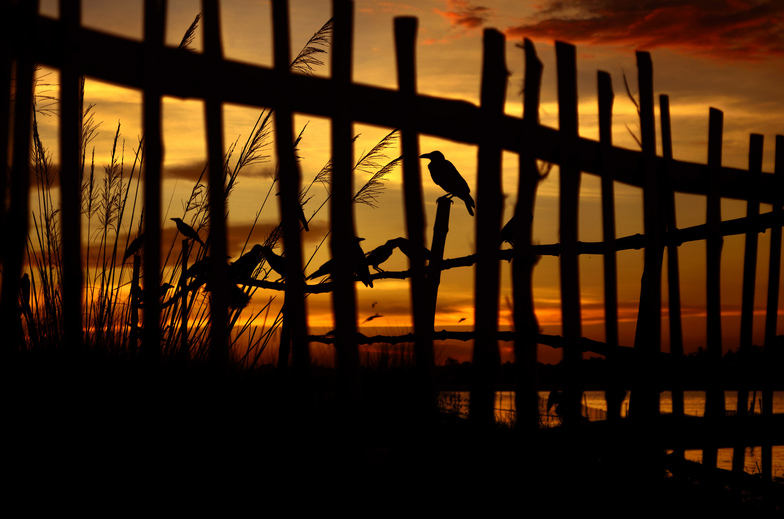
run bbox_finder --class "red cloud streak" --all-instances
[506,0,784,60]
[435,0,491,29]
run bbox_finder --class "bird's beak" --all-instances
[419,153,430,159]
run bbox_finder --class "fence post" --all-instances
[202,0,231,368]
[661,94,685,457]
[272,0,310,386]
[703,107,725,469]
[0,0,36,351]
[469,28,507,428]
[761,135,784,480]
[555,41,582,425]
[59,0,84,351]
[141,0,166,361]
[513,38,543,432]
[733,133,762,473]
[630,51,662,421]
[330,0,361,413]
[394,17,435,418]
[598,71,622,422]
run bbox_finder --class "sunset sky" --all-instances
[32,0,784,363]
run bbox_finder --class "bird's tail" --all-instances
[464,195,475,216]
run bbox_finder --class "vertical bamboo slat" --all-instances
[733,133,762,473]
[513,38,543,432]
[0,1,36,348]
[271,0,309,381]
[469,29,507,427]
[660,94,685,458]
[703,107,725,469]
[141,0,166,359]
[631,51,662,421]
[555,41,582,425]
[761,135,784,480]
[598,71,622,422]
[330,0,360,411]
[59,0,84,350]
[394,17,435,417]
[203,0,230,367]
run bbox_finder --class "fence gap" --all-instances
[469,28,507,427]
[733,133,762,473]
[555,41,582,425]
[394,16,435,417]
[513,38,543,432]
[703,107,725,469]
[598,71,622,422]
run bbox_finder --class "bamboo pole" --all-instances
[141,0,165,361]
[330,0,360,412]
[761,135,783,480]
[272,0,310,384]
[733,133,762,473]
[661,94,685,458]
[59,0,84,351]
[598,71,622,422]
[394,16,435,417]
[470,28,507,427]
[513,38,543,432]
[630,51,662,421]
[703,107,725,469]
[555,41,582,425]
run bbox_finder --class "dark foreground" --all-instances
[4,350,782,514]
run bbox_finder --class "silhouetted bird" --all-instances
[230,244,263,281]
[392,237,431,262]
[362,313,383,323]
[171,218,204,247]
[420,151,475,216]
[260,245,286,279]
[364,240,398,272]
[364,237,430,272]
[307,237,373,287]
[123,234,144,261]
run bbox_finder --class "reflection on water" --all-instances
[438,390,784,478]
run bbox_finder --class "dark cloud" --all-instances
[435,0,492,30]
[506,0,784,60]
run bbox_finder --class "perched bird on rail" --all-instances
[260,245,286,280]
[230,245,264,281]
[171,218,205,247]
[364,239,398,273]
[364,237,430,272]
[420,151,475,216]
[307,237,373,287]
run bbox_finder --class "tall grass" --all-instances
[17,16,401,369]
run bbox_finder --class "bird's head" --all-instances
[171,217,181,223]
[420,151,444,161]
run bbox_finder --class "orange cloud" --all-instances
[434,0,492,30]
[505,0,784,60]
